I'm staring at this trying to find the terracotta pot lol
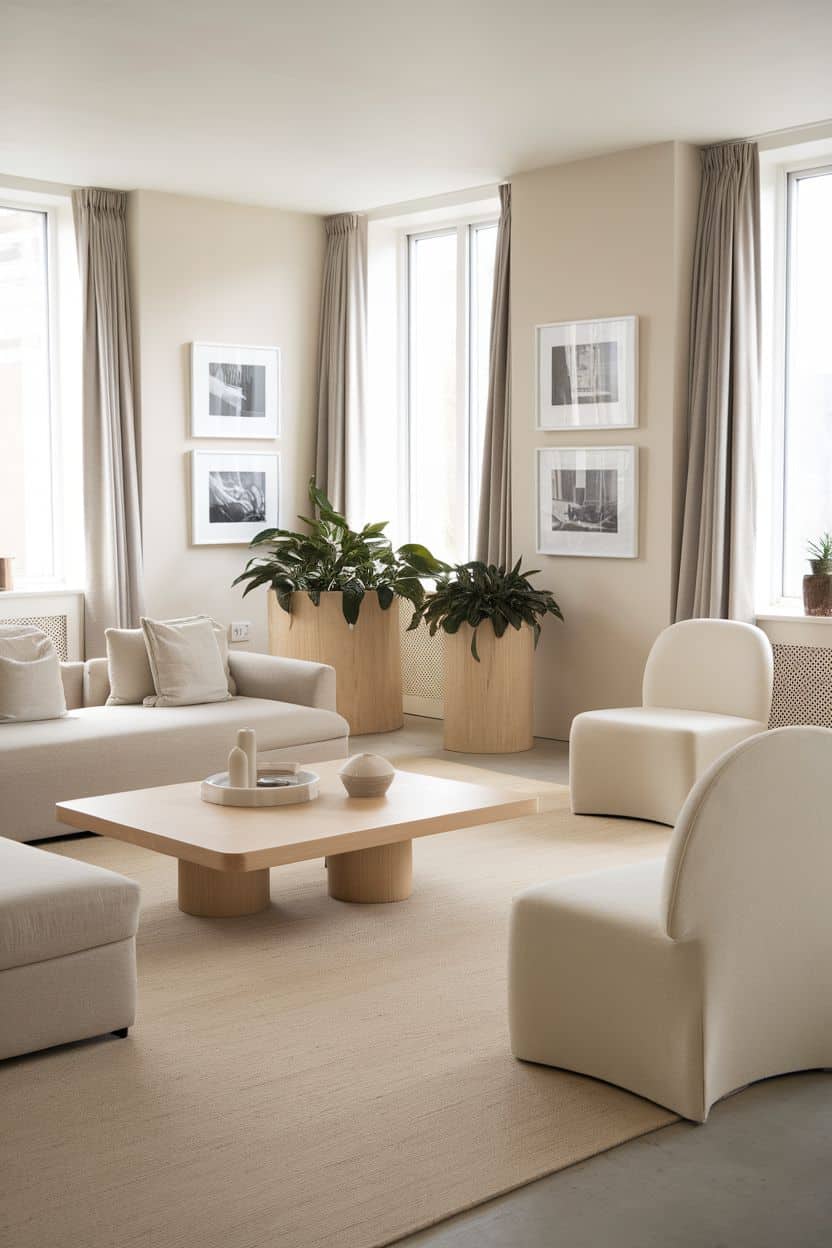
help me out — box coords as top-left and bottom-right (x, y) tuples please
(268, 590), (404, 735)
(802, 573), (832, 617)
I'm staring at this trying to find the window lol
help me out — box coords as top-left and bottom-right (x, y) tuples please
(0, 194), (81, 587)
(406, 219), (497, 563)
(781, 167), (832, 599)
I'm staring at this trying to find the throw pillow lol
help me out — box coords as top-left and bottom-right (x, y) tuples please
(0, 625), (67, 723)
(141, 616), (232, 707)
(106, 617), (236, 705)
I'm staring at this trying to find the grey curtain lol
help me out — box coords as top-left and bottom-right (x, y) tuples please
(314, 212), (367, 519)
(72, 188), (144, 656)
(675, 142), (760, 622)
(476, 183), (512, 567)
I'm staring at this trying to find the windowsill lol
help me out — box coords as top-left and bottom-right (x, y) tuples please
(756, 602), (832, 624)
(0, 586), (84, 599)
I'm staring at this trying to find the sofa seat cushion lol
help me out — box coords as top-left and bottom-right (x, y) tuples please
(0, 837), (140, 972)
(0, 696), (348, 756)
(0, 697), (349, 842)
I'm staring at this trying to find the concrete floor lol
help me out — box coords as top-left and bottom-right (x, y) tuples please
(356, 717), (832, 1248)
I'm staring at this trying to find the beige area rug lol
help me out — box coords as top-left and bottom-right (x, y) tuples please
(1, 761), (675, 1248)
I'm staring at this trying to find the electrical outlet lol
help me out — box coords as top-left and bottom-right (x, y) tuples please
(229, 620), (251, 643)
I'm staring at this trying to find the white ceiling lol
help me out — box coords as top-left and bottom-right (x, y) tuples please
(3, 0), (832, 215)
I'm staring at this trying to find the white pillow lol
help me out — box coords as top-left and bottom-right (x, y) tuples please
(141, 616), (232, 707)
(0, 625), (67, 723)
(106, 617), (236, 705)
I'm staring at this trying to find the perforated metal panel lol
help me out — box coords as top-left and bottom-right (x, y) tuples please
(2, 614), (69, 660)
(399, 599), (443, 700)
(770, 643), (832, 728)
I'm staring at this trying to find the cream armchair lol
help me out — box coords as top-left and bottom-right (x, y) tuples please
(569, 619), (773, 825)
(509, 726), (832, 1122)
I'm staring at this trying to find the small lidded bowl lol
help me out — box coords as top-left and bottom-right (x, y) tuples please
(339, 753), (395, 798)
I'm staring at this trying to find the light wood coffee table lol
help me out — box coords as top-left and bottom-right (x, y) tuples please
(56, 760), (538, 917)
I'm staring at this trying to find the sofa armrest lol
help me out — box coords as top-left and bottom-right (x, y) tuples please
(84, 658), (111, 707)
(229, 651), (337, 711)
(60, 661), (85, 710)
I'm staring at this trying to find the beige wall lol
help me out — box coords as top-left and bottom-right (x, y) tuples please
(128, 191), (324, 652)
(511, 141), (700, 739)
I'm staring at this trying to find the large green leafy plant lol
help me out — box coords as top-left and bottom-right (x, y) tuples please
(409, 560), (563, 660)
(233, 479), (445, 625)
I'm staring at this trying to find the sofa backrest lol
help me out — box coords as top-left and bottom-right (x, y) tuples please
(59, 659), (111, 709)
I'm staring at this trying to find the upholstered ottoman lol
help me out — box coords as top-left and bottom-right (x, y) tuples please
(0, 838), (140, 1060)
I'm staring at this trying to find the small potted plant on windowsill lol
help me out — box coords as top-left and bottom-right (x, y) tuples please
(408, 560), (563, 753)
(803, 533), (832, 617)
(233, 479), (445, 734)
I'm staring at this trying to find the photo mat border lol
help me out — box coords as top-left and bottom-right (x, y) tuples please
(534, 315), (638, 431)
(535, 445), (639, 559)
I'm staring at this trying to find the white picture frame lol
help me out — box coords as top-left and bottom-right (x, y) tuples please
(536, 446), (638, 558)
(191, 451), (279, 546)
(191, 342), (280, 438)
(535, 316), (638, 430)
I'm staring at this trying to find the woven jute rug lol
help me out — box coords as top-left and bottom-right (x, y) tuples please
(0, 761), (674, 1248)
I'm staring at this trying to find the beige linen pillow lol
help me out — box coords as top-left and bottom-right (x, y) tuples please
(141, 616), (232, 707)
(0, 625), (67, 723)
(106, 617), (236, 705)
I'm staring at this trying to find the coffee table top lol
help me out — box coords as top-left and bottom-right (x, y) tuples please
(56, 760), (539, 872)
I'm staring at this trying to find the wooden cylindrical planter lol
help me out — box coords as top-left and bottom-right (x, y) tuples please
(443, 623), (535, 754)
(268, 590), (404, 736)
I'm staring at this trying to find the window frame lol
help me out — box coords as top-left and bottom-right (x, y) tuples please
(0, 190), (70, 588)
(760, 153), (832, 609)
(400, 212), (498, 563)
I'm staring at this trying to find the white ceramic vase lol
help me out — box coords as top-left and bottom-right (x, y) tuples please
(339, 753), (395, 798)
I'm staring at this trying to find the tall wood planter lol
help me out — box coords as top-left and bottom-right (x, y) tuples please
(443, 623), (535, 754)
(268, 590), (404, 736)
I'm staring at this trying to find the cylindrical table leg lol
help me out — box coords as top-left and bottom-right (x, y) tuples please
(327, 840), (413, 903)
(178, 860), (270, 917)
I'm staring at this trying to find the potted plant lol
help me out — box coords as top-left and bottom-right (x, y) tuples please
(803, 533), (832, 617)
(233, 480), (445, 734)
(409, 560), (563, 753)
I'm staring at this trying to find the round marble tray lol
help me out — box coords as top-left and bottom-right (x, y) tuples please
(201, 768), (320, 808)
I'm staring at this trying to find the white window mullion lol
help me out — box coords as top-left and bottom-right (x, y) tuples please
(456, 223), (470, 562)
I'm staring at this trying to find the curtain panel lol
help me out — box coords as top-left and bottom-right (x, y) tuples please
(675, 142), (761, 622)
(314, 212), (367, 520)
(72, 188), (144, 657)
(476, 183), (512, 567)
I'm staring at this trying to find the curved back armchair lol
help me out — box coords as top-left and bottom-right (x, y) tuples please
(570, 619), (773, 825)
(512, 726), (832, 1121)
(643, 618), (773, 722)
(660, 726), (832, 1111)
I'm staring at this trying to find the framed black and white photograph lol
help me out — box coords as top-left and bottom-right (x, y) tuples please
(536, 446), (638, 558)
(191, 342), (280, 438)
(191, 451), (279, 545)
(536, 316), (637, 430)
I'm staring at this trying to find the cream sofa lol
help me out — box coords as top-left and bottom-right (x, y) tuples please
(1, 651), (349, 844)
(0, 836), (140, 1060)
(510, 726), (832, 1122)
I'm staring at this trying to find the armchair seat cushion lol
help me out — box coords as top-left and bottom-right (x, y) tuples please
(509, 860), (705, 1120)
(570, 707), (766, 825)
